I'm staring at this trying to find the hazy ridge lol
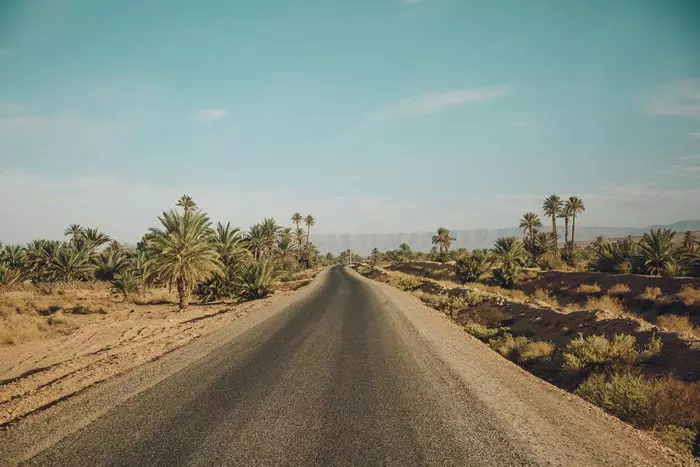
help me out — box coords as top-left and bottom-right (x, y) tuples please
(311, 220), (700, 255)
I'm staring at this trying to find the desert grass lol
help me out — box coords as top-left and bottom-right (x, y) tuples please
(576, 283), (602, 294)
(674, 284), (700, 306)
(585, 295), (626, 314)
(532, 288), (559, 307)
(656, 314), (700, 338)
(607, 283), (632, 295)
(639, 286), (663, 301)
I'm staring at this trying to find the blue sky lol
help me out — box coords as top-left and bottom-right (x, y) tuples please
(1, 0), (699, 243)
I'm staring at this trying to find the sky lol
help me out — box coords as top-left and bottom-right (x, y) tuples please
(1, 0), (700, 243)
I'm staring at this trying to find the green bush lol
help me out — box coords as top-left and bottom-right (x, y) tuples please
(492, 263), (522, 288)
(236, 260), (282, 300)
(489, 334), (555, 363)
(394, 276), (423, 291)
(454, 250), (492, 282)
(464, 323), (504, 341)
(576, 373), (652, 425)
(110, 271), (144, 299)
(194, 265), (239, 302)
(562, 333), (662, 374)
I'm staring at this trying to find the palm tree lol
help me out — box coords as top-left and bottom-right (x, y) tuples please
(78, 227), (111, 252)
(291, 213), (303, 231)
(493, 237), (527, 267)
(519, 212), (542, 247)
(304, 215), (315, 250)
(176, 194), (197, 213)
(148, 208), (222, 310)
(567, 196), (585, 247)
(398, 242), (412, 263)
(294, 227), (305, 255)
(542, 194), (563, 253)
(64, 224), (83, 242)
(49, 246), (93, 282)
(638, 228), (681, 276)
(682, 231), (695, 252)
(559, 203), (574, 252)
(246, 219), (280, 260)
(215, 222), (248, 267)
(592, 235), (606, 252)
(369, 248), (381, 270)
(432, 227), (456, 259)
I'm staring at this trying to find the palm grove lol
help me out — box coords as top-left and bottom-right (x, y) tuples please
(0, 196), (335, 309)
(376, 194), (700, 287)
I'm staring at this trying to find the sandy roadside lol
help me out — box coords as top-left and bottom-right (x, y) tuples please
(0, 270), (327, 431)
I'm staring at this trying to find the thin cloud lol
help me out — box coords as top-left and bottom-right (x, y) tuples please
(647, 78), (700, 118)
(687, 132), (700, 139)
(0, 47), (13, 59)
(369, 85), (509, 123)
(194, 108), (228, 122)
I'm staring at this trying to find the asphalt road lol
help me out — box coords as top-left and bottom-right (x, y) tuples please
(23, 267), (681, 466)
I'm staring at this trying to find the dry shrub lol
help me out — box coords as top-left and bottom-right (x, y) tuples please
(464, 322), (505, 341)
(562, 334), (662, 374)
(656, 314), (699, 338)
(576, 373), (699, 454)
(0, 301), (73, 345)
(469, 282), (527, 301)
(392, 276), (423, 291)
(585, 295), (625, 314)
(576, 283), (602, 294)
(675, 284), (700, 306)
(489, 334), (555, 363)
(532, 288), (559, 307)
(653, 425), (697, 457)
(639, 287), (662, 301)
(607, 283), (631, 295)
(538, 252), (564, 271)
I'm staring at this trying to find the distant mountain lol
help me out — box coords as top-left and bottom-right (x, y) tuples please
(311, 220), (700, 255)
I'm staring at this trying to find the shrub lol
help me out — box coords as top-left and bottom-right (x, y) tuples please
(492, 263), (522, 289)
(489, 334), (554, 363)
(393, 276), (423, 291)
(538, 251), (564, 271)
(576, 283), (602, 294)
(656, 314), (699, 337)
(607, 283), (631, 295)
(0, 264), (22, 287)
(454, 250), (492, 283)
(195, 265), (239, 303)
(420, 294), (468, 315)
(110, 271), (144, 299)
(464, 323), (503, 341)
(675, 284), (700, 306)
(653, 425), (697, 457)
(576, 373), (652, 425)
(585, 295), (625, 314)
(532, 288), (559, 307)
(236, 260), (282, 300)
(562, 334), (662, 374)
(639, 286), (662, 301)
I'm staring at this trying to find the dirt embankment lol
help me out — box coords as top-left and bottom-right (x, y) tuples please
(0, 273), (318, 426)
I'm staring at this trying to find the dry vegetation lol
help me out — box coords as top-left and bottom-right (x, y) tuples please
(358, 263), (700, 457)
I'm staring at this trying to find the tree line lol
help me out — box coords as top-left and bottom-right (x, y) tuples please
(367, 194), (700, 286)
(0, 196), (338, 309)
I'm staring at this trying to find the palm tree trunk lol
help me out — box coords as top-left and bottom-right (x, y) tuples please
(177, 277), (188, 310)
(564, 217), (569, 253)
(551, 216), (558, 253)
(306, 227), (310, 250)
(571, 214), (576, 249)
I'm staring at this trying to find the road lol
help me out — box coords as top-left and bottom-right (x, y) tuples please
(21, 267), (681, 466)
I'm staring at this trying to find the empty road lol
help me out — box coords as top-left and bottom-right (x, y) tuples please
(17, 267), (681, 465)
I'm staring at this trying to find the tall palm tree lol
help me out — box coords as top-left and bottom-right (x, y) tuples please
(369, 248), (381, 270)
(176, 195), (197, 213)
(304, 215), (315, 250)
(567, 196), (585, 247)
(64, 224), (83, 242)
(519, 212), (542, 247)
(294, 227), (305, 255)
(78, 227), (111, 252)
(542, 194), (563, 253)
(148, 208), (222, 310)
(398, 242), (412, 263)
(432, 227), (456, 259)
(683, 231), (695, 252)
(291, 212), (303, 231)
(559, 203), (574, 252)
